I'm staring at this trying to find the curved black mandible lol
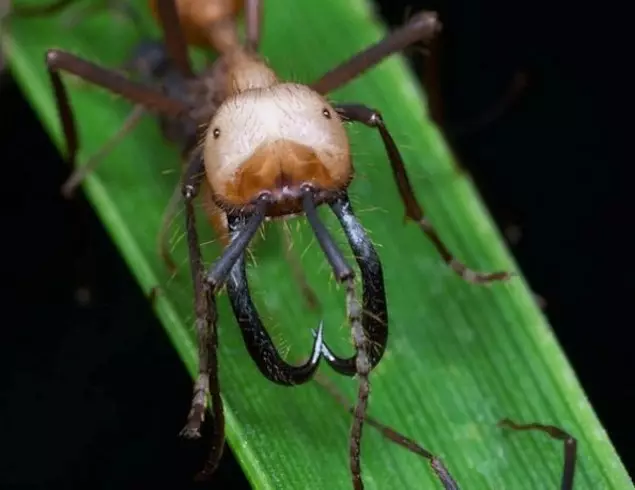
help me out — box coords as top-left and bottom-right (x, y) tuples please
(319, 194), (389, 376)
(224, 216), (324, 385)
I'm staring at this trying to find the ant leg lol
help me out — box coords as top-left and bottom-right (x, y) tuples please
(244, 0), (263, 52)
(310, 11), (441, 95)
(335, 103), (513, 284)
(60, 0), (145, 30)
(0, 1), (8, 77)
(155, 0), (193, 77)
(498, 418), (577, 490)
(59, 42), (175, 199)
(449, 71), (528, 138)
(302, 189), (387, 490)
(61, 104), (146, 197)
(157, 171), (229, 276)
(45, 49), (187, 167)
(180, 149), (226, 479)
(314, 373), (461, 490)
(10, 0), (73, 16)
(421, 35), (444, 129)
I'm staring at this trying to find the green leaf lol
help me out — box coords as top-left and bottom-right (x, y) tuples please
(4, 0), (631, 488)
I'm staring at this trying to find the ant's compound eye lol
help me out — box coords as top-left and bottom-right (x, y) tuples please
(212, 128), (221, 139)
(322, 108), (331, 119)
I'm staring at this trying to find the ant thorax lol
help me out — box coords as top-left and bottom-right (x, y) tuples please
(203, 81), (352, 217)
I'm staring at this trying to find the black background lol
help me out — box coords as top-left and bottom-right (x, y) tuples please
(1, 0), (632, 488)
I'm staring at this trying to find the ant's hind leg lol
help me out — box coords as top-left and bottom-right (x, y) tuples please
(61, 104), (146, 198)
(45, 49), (187, 168)
(10, 0), (73, 17)
(60, 0), (145, 30)
(334, 102), (513, 285)
(498, 418), (577, 490)
(156, 181), (185, 275)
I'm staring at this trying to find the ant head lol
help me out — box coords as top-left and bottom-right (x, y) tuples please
(203, 83), (352, 217)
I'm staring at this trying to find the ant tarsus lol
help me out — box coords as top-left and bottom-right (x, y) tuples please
(499, 418), (577, 490)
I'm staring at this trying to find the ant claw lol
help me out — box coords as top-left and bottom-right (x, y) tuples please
(179, 427), (202, 439)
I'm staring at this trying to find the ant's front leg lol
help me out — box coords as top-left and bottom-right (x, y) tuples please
(334, 103), (514, 285)
(180, 148), (226, 479)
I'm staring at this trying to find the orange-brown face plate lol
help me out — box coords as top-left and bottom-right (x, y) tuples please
(219, 140), (347, 216)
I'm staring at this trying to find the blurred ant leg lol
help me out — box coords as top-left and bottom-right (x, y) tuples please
(498, 418), (577, 490)
(3, 0), (75, 80)
(449, 71), (528, 138)
(314, 373), (460, 490)
(180, 149), (226, 479)
(61, 104), (146, 197)
(45, 49), (187, 167)
(244, 0), (262, 52)
(302, 189), (387, 490)
(0, 0), (8, 73)
(60, 42), (178, 197)
(280, 221), (322, 312)
(310, 11), (441, 95)
(334, 103), (513, 285)
(156, 181), (227, 277)
(155, 0), (193, 77)
(421, 35), (444, 128)
(147, 285), (164, 308)
(11, 0), (73, 16)
(157, 181), (183, 275)
(0, 1), (7, 77)
(60, 0), (144, 30)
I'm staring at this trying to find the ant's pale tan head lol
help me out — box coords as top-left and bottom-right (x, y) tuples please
(203, 83), (352, 216)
